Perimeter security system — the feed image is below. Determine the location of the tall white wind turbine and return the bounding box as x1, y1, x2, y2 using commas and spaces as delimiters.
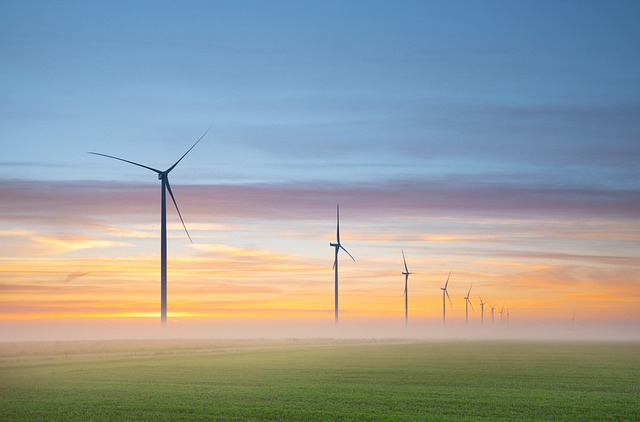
401, 250, 413, 326
89, 127, 210, 326
463, 283, 474, 326
441, 272, 453, 326
329, 204, 355, 326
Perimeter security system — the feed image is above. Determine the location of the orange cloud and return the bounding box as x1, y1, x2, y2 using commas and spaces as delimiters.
31, 235, 131, 254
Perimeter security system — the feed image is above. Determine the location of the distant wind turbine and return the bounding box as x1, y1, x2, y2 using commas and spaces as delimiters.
441, 272, 452, 326
329, 204, 355, 326
500, 305, 505, 327
490, 304, 495, 326
463, 283, 474, 326
401, 250, 413, 326
479, 296, 486, 327
89, 127, 210, 326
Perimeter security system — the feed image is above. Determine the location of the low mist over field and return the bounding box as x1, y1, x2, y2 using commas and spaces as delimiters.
2, 317, 637, 343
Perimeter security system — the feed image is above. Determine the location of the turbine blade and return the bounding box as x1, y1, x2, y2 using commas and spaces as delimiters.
444, 271, 451, 289
467, 283, 473, 297
332, 247, 338, 270
166, 126, 211, 173
469, 298, 475, 312
88, 152, 162, 174
402, 250, 409, 273
336, 204, 340, 244
446, 289, 452, 307
340, 245, 355, 262
165, 177, 192, 243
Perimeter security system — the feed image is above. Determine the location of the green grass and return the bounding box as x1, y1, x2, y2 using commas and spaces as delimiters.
1, 340, 638, 421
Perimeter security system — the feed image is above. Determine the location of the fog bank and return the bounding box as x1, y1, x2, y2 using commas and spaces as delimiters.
1, 317, 638, 343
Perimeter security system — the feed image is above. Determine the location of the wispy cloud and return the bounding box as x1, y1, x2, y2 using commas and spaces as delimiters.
31, 235, 131, 254
65, 271, 89, 283
3, 178, 637, 224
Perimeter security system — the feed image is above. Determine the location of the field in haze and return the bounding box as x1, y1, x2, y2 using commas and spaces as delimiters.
1, 339, 638, 421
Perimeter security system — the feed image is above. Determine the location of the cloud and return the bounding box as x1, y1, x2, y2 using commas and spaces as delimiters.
31, 235, 131, 254
1, 178, 638, 323
2, 178, 638, 227
65, 272, 89, 283
226, 101, 640, 176
411, 103, 640, 165
106, 226, 156, 239
0, 229, 33, 236
190, 243, 292, 260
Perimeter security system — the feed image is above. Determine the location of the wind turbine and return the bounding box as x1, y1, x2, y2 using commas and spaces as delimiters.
89, 127, 210, 326
441, 271, 452, 326
463, 283, 474, 326
329, 204, 355, 326
479, 296, 486, 327
401, 250, 412, 326
499, 305, 505, 327
490, 304, 495, 326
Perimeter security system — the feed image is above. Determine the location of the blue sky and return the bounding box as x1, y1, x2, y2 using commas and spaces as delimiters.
2, 1, 639, 187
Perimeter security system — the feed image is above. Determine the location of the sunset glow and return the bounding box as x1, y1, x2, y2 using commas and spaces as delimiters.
1, 179, 638, 334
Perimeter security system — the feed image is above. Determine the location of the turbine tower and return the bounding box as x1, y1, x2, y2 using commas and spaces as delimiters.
401, 250, 412, 326
490, 304, 495, 326
441, 272, 452, 326
479, 296, 486, 327
463, 283, 474, 326
89, 127, 210, 326
500, 305, 505, 327
329, 204, 355, 326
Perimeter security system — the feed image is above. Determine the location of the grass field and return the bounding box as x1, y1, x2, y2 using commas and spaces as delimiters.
1, 339, 638, 421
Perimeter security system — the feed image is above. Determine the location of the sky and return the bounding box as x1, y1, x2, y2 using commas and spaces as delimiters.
1, 1, 639, 340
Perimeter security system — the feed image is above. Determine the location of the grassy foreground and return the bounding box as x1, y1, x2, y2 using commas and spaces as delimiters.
1, 339, 638, 421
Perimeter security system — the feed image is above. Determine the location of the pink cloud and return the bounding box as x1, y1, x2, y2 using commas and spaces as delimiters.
1, 179, 638, 225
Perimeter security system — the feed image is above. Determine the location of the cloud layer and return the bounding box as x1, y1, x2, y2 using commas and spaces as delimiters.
1, 178, 638, 329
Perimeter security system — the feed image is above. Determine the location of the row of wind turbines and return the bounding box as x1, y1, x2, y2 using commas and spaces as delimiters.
90, 129, 511, 328
331, 205, 511, 327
